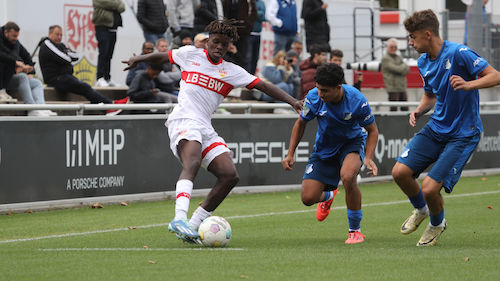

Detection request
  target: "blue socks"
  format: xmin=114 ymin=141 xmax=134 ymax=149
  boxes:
xmin=430 ymin=209 xmax=445 ymax=226
xmin=321 ymin=191 xmax=334 ymax=202
xmin=347 ymin=209 xmax=362 ymax=231
xmin=408 ymin=189 xmax=427 ymax=209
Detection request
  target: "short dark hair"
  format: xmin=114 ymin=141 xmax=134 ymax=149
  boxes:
xmin=315 ymin=63 xmax=344 ymax=87
xmin=205 ymin=19 xmax=240 ymax=42
xmin=331 ymin=49 xmax=343 ymax=58
xmin=404 ymin=9 xmax=440 ymax=35
xmin=4 ymin=21 xmax=20 ymax=32
xmin=309 ymin=44 xmax=323 ymax=58
xmin=142 ymin=41 xmax=154 ymax=49
xmin=48 ymin=25 xmax=62 ymax=34
xmin=148 ymin=63 xmax=163 ymax=71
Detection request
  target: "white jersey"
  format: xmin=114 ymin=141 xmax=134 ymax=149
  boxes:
xmin=167 ymin=45 xmax=260 ymax=127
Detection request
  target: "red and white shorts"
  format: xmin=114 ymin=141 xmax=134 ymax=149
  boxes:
xmin=167 ymin=118 xmax=230 ymax=168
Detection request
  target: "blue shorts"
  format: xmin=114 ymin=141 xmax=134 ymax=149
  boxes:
xmin=303 ymin=138 xmax=365 ymax=191
xmin=397 ymin=125 xmax=480 ymax=193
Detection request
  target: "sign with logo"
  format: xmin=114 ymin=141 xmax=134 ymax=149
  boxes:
xmin=63 ymin=4 xmax=98 ymax=85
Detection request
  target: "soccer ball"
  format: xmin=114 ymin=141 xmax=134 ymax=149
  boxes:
xmin=198 ymin=216 xmax=231 ymax=247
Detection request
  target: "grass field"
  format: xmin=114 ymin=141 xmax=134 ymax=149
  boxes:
xmin=1 ymin=175 xmax=499 ymax=281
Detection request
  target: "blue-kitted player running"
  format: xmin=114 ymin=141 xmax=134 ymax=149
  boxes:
xmin=282 ymin=63 xmax=379 ymax=244
xmin=392 ymin=9 xmax=500 ymax=246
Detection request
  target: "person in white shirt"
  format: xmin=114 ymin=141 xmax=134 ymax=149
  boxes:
xmin=123 ymin=19 xmax=303 ymax=244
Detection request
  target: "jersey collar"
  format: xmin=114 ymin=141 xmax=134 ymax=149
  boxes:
xmin=204 ymin=49 xmax=223 ymax=65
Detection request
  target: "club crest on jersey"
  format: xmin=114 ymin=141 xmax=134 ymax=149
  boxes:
xmin=219 ymin=69 xmax=227 ymax=77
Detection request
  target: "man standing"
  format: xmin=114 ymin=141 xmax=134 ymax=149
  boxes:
xmin=381 ymin=38 xmax=410 ymax=111
xmin=92 ymin=0 xmax=125 ymax=87
xmin=282 ymin=63 xmax=378 ymax=244
xmin=301 ymin=0 xmax=330 ymax=52
xmin=392 ymin=10 xmax=500 ymax=246
xmin=266 ymin=0 xmax=298 ymax=55
xmin=137 ymin=0 xmax=169 ymax=43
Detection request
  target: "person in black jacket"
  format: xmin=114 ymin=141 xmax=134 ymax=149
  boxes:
xmin=301 ymin=0 xmax=330 ymax=52
xmin=0 ymin=21 xmax=54 ymax=116
xmin=39 ymin=25 xmax=129 ymax=115
xmin=137 ymin=0 xmax=169 ymax=43
xmin=194 ymin=0 xmax=223 ymax=35
xmin=127 ymin=63 xmax=178 ymax=106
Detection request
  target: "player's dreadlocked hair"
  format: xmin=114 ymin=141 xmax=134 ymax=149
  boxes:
xmin=205 ymin=19 xmax=240 ymax=42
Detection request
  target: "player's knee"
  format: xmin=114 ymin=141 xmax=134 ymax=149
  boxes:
xmin=340 ymin=172 xmax=356 ymax=187
xmin=183 ymin=158 xmax=202 ymax=172
xmin=301 ymin=191 xmax=317 ymax=206
xmin=220 ymin=171 xmax=239 ymax=186
xmin=392 ymin=164 xmax=408 ymax=182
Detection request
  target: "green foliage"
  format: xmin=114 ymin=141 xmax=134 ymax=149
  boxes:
xmin=0 ymin=176 xmax=499 ymax=280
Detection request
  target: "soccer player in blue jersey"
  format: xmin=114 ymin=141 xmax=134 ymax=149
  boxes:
xmin=392 ymin=10 xmax=500 ymax=246
xmin=282 ymin=63 xmax=379 ymax=244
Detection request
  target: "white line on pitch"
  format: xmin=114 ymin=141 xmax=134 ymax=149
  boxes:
xmin=38 ymin=247 xmax=245 ymax=252
xmin=1 ymin=190 xmax=499 ymax=244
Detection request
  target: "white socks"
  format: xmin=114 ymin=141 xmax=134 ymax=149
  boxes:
xmin=418 ymin=205 xmax=429 ymax=215
xmin=174 ymin=179 xmax=193 ymax=221
xmin=189 ymin=206 xmax=212 ymax=231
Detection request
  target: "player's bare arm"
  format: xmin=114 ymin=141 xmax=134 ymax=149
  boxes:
xmin=122 ymin=52 xmax=170 ymax=70
xmin=363 ymin=122 xmax=379 ymax=176
xmin=450 ymin=65 xmax=500 ymax=91
xmin=254 ymin=80 xmax=303 ymax=113
xmin=410 ymin=92 xmax=436 ymax=127
xmin=282 ymin=118 xmax=307 ymax=171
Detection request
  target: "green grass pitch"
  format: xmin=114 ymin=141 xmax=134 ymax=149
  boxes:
xmin=0 ymin=175 xmax=499 ymax=280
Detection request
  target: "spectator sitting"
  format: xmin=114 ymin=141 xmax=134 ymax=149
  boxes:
xmin=170 ymin=29 xmax=193 ymax=49
xmin=39 ymin=25 xmax=129 ymax=115
xmin=125 ymin=41 xmax=155 ymax=86
xmin=127 ymin=63 xmax=178 ymax=106
xmin=137 ymin=0 xmax=169 ymax=43
xmin=330 ymin=48 xmax=362 ymax=90
xmin=286 ymin=50 xmax=301 ymax=99
xmin=257 ymin=50 xmax=295 ymax=101
xmin=0 ymin=21 xmax=55 ymax=116
xmin=155 ymin=38 xmax=181 ymax=94
xmin=193 ymin=33 xmax=209 ymax=49
xmin=299 ymin=44 xmax=329 ymax=99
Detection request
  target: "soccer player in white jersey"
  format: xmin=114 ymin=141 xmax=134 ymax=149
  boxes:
xmin=392 ymin=10 xmax=500 ymax=246
xmin=123 ymin=19 xmax=302 ymax=243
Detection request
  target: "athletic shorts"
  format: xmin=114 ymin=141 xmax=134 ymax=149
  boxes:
xmin=397 ymin=125 xmax=480 ymax=193
xmin=303 ymin=138 xmax=365 ymax=191
xmin=167 ymin=118 xmax=230 ymax=168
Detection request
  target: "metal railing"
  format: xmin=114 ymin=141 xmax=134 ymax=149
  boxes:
xmin=1 ymin=101 xmax=500 ymax=116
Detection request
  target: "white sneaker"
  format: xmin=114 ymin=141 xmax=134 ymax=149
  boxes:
xmin=0 ymin=89 xmax=17 ymax=103
xmin=401 ymin=209 xmax=429 ymax=234
xmin=43 ymin=110 xmax=58 ymax=116
xmin=28 ymin=110 xmax=50 ymax=116
xmin=95 ymin=77 xmax=109 ymax=87
xmin=417 ymin=220 xmax=447 ymax=246
xmin=107 ymin=79 xmax=121 ymax=87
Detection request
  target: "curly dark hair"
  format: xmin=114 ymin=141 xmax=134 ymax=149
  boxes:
xmin=404 ymin=9 xmax=440 ymax=35
xmin=205 ymin=19 xmax=240 ymax=42
xmin=315 ymin=63 xmax=344 ymax=87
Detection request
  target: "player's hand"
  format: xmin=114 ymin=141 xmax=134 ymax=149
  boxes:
xmin=409 ymin=110 xmax=421 ymax=127
xmin=364 ymin=159 xmax=378 ymax=177
xmin=122 ymin=53 xmax=138 ymax=71
xmin=291 ymin=99 xmax=303 ymax=114
xmin=282 ymin=155 xmax=295 ymax=171
xmin=449 ymin=75 xmax=473 ymax=91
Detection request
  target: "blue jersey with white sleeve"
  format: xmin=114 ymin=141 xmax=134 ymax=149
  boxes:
xmin=300 ymin=85 xmax=375 ymax=159
xmin=418 ymin=40 xmax=488 ymax=137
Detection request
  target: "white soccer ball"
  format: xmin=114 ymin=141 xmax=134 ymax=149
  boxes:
xmin=198 ymin=216 xmax=231 ymax=247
